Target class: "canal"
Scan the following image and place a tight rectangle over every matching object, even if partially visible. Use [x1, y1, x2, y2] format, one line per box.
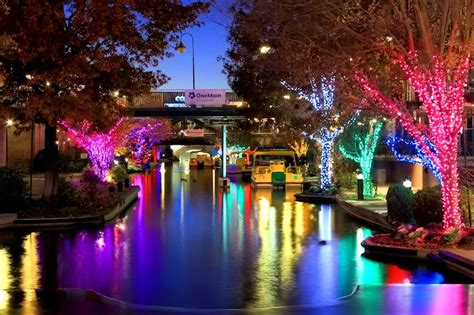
[0, 166, 464, 311]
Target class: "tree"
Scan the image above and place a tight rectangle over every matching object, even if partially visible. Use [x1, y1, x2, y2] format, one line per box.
[59, 118, 128, 180]
[285, 76, 358, 188]
[227, 0, 473, 228]
[354, 0, 473, 228]
[338, 117, 384, 198]
[0, 1, 208, 199]
[126, 119, 171, 169]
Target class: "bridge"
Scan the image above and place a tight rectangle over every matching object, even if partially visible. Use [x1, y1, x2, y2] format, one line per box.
[130, 92, 248, 186]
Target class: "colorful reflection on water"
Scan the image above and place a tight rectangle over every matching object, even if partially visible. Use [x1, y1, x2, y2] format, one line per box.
[0, 167, 467, 311]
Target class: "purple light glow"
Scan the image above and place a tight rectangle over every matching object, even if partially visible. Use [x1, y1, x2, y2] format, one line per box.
[59, 118, 125, 180]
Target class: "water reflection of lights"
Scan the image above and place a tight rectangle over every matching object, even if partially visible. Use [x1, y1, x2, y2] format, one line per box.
[0, 290, 7, 311]
[254, 196, 277, 307]
[0, 249, 10, 290]
[161, 163, 166, 210]
[20, 233, 40, 314]
[115, 220, 126, 231]
[319, 204, 332, 241]
[96, 232, 106, 249]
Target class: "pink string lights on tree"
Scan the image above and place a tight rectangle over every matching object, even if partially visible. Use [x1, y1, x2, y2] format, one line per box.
[356, 51, 470, 228]
[59, 118, 126, 181]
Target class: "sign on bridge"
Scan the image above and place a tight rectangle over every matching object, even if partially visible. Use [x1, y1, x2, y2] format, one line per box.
[184, 129, 205, 137]
[185, 89, 225, 107]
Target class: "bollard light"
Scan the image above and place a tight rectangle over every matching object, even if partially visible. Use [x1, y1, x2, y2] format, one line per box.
[403, 177, 412, 189]
[356, 170, 364, 200]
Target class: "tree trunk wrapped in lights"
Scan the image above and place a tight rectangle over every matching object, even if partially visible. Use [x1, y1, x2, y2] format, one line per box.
[357, 53, 470, 228]
[338, 119, 384, 198]
[59, 119, 127, 181]
[285, 77, 357, 188]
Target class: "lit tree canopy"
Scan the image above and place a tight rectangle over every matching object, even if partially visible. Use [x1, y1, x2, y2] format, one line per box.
[338, 118, 384, 198]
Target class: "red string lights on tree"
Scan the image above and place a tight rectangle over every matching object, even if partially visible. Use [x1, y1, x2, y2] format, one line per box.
[356, 51, 470, 228]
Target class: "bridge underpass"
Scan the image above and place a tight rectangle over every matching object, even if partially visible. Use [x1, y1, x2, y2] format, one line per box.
[133, 106, 246, 187]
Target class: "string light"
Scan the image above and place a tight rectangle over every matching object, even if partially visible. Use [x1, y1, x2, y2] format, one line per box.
[127, 122, 165, 168]
[59, 118, 125, 180]
[290, 77, 358, 188]
[283, 76, 336, 112]
[338, 119, 384, 198]
[386, 136, 442, 183]
[356, 50, 469, 228]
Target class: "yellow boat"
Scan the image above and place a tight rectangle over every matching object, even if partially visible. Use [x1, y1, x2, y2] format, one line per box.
[189, 151, 213, 169]
[226, 151, 252, 175]
[251, 150, 303, 188]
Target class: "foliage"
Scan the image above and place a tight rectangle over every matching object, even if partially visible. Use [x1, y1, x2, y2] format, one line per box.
[413, 186, 443, 227]
[338, 117, 384, 198]
[126, 119, 170, 168]
[371, 224, 467, 249]
[55, 176, 77, 207]
[110, 165, 129, 183]
[0, 1, 208, 129]
[0, 166, 26, 211]
[386, 184, 414, 224]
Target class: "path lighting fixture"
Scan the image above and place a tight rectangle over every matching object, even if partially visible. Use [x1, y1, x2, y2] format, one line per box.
[283, 95, 291, 100]
[403, 177, 412, 189]
[112, 90, 120, 97]
[45, 81, 51, 87]
[176, 33, 195, 89]
[259, 45, 271, 54]
[6, 119, 14, 127]
[357, 170, 364, 200]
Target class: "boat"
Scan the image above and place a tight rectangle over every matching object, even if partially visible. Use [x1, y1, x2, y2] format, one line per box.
[294, 192, 336, 203]
[294, 185, 337, 203]
[251, 150, 303, 188]
[226, 148, 253, 175]
[189, 151, 213, 169]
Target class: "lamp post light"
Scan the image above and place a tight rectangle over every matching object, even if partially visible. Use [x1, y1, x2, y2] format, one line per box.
[4, 119, 14, 166]
[176, 33, 195, 90]
[356, 170, 364, 200]
[403, 176, 412, 189]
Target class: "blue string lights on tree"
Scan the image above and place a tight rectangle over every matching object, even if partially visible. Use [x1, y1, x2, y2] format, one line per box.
[386, 135, 442, 184]
[286, 76, 358, 188]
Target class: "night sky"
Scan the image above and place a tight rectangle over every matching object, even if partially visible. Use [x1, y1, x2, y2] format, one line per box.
[154, 2, 231, 91]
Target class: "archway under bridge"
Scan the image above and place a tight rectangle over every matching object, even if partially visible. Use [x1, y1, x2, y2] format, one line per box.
[133, 106, 246, 187]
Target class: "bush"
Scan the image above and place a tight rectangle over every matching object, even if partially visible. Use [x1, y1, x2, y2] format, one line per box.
[56, 177, 77, 207]
[386, 184, 414, 224]
[76, 168, 115, 209]
[0, 167, 26, 211]
[110, 165, 129, 183]
[412, 186, 443, 227]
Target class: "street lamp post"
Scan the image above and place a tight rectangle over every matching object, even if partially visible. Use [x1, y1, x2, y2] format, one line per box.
[176, 33, 195, 90]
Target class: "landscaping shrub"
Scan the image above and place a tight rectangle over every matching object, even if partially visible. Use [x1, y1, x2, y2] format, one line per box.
[386, 184, 414, 224]
[56, 177, 77, 207]
[75, 168, 117, 210]
[0, 167, 26, 211]
[110, 165, 129, 183]
[412, 186, 443, 227]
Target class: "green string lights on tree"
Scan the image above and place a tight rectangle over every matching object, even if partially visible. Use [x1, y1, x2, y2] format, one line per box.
[338, 119, 384, 198]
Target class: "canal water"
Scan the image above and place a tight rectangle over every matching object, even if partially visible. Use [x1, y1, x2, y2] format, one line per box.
[0, 166, 459, 310]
